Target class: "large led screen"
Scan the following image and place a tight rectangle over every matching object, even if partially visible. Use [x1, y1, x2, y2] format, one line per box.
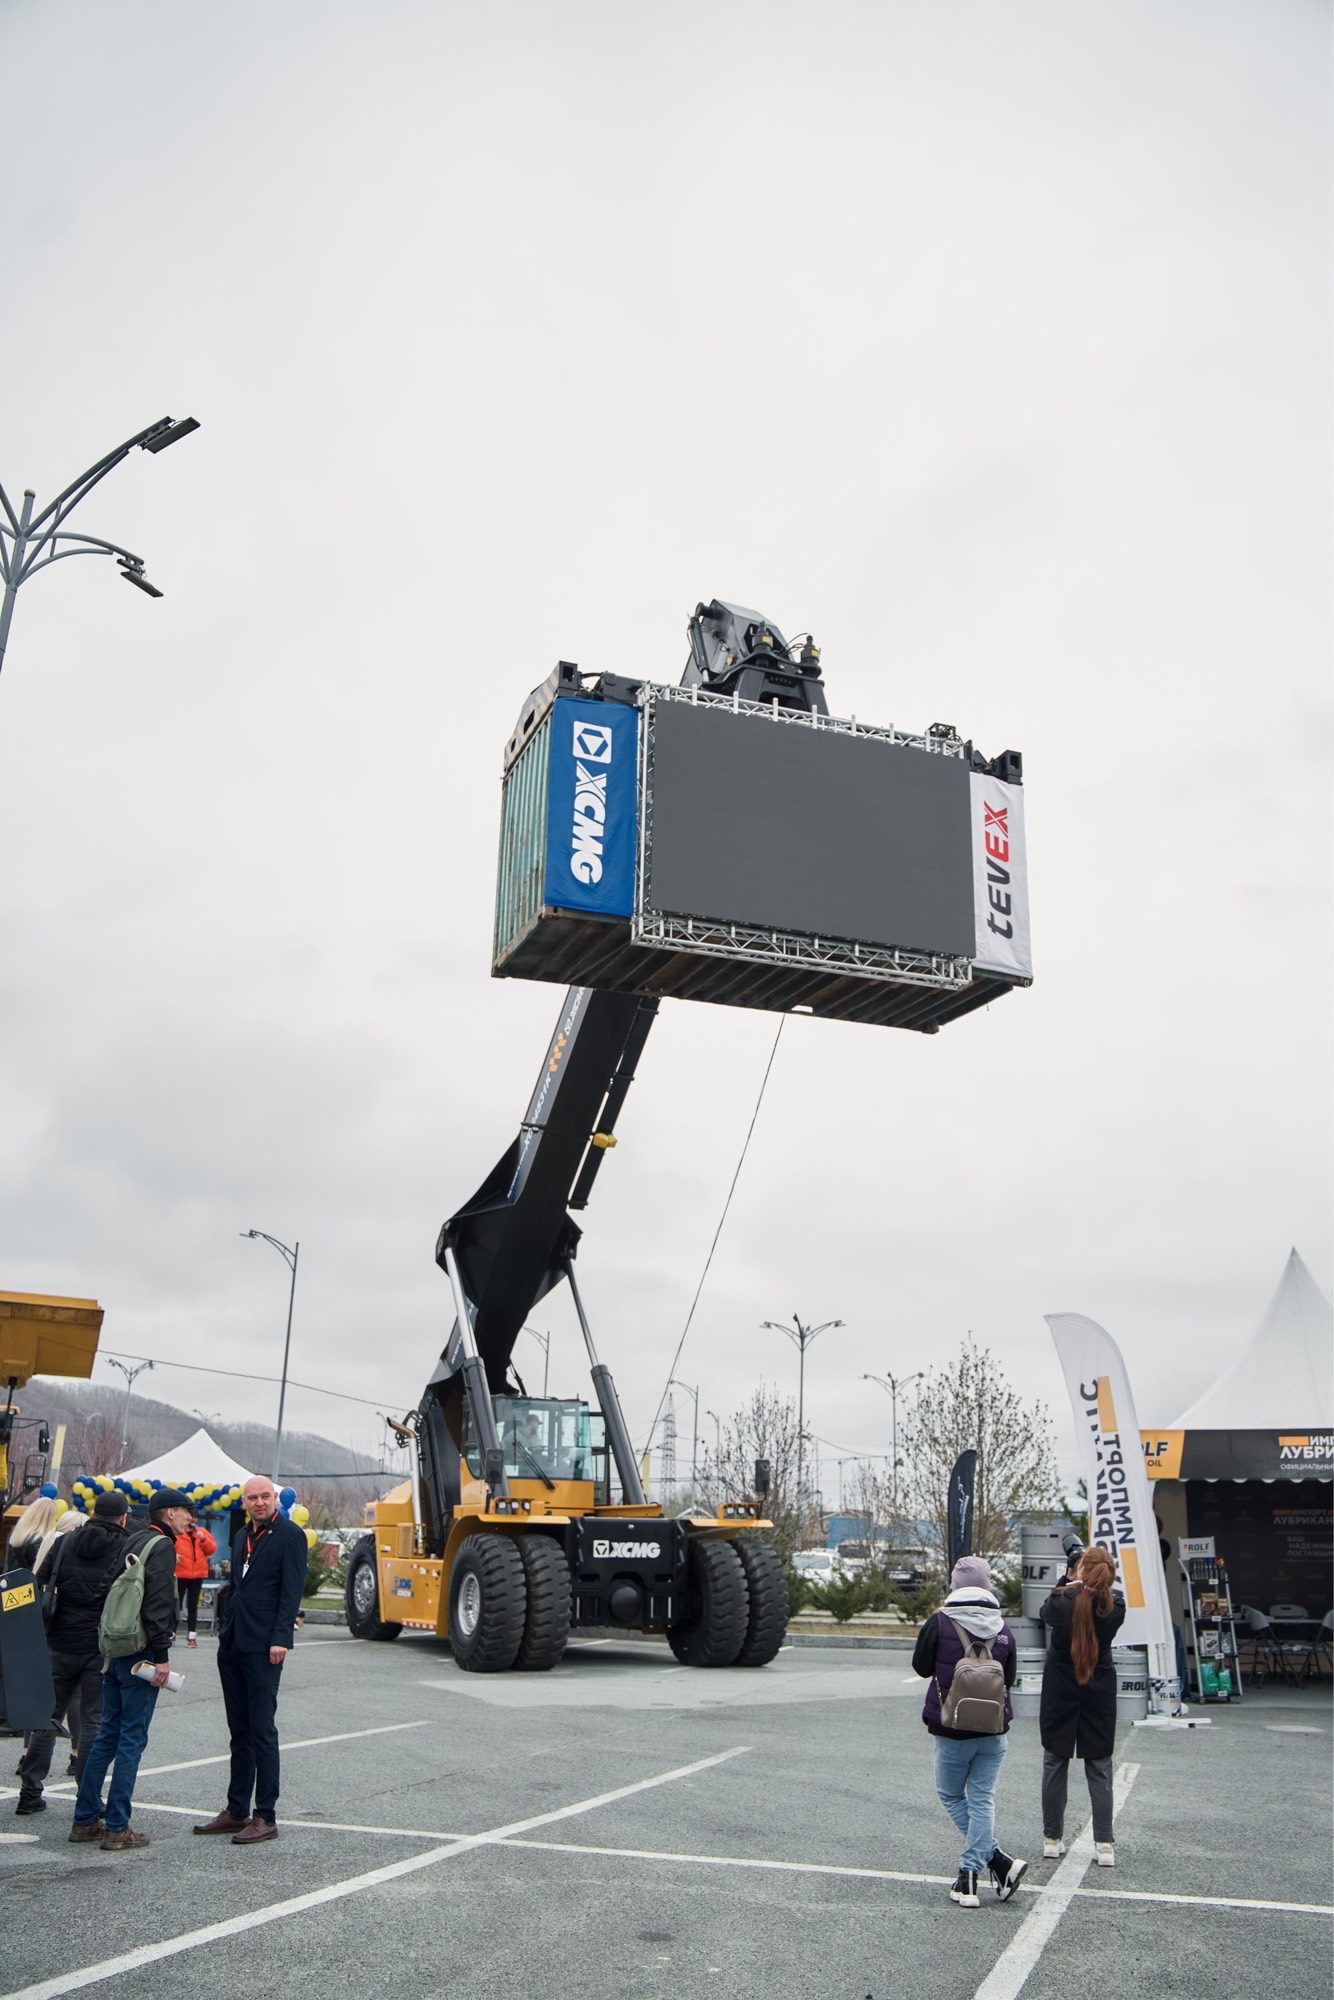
[644, 701, 975, 956]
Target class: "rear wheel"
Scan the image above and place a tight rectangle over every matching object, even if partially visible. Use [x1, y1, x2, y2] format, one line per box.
[345, 1536, 402, 1642]
[448, 1534, 526, 1672]
[514, 1535, 571, 1671]
[731, 1537, 788, 1667]
[666, 1537, 748, 1667]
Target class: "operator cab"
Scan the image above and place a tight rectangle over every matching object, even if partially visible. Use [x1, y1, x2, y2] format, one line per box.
[461, 1397, 611, 1505]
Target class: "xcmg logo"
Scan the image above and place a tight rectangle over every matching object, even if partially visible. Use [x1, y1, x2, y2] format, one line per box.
[592, 1538, 661, 1561]
[570, 719, 613, 886]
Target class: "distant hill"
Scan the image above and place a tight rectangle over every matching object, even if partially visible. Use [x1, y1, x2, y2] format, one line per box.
[17, 1380, 395, 1524]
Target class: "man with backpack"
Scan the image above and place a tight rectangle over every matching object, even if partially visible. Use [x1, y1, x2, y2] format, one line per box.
[14, 1489, 130, 1817]
[69, 1487, 191, 1852]
[913, 1555, 1028, 1909]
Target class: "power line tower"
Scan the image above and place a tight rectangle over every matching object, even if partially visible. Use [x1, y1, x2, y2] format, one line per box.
[661, 1395, 678, 1505]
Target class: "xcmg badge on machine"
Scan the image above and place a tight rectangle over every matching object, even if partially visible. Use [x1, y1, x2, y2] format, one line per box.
[542, 697, 639, 919]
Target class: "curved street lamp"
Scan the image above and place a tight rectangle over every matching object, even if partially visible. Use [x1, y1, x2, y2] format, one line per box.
[242, 1231, 299, 1482]
[0, 415, 200, 680]
[762, 1313, 844, 1501]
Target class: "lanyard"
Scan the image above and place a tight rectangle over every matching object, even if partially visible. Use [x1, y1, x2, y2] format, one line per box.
[242, 1520, 271, 1578]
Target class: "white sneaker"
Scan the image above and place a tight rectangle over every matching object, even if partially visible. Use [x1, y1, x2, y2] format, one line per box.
[1043, 1838, 1065, 1859]
[1094, 1843, 1115, 1867]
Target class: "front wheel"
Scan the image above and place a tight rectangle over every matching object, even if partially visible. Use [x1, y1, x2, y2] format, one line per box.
[448, 1535, 526, 1672]
[345, 1536, 402, 1642]
[666, 1537, 749, 1667]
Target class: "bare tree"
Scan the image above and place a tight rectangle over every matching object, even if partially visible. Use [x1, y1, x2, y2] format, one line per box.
[901, 1336, 1059, 1565]
[696, 1384, 811, 1559]
[62, 1412, 139, 1485]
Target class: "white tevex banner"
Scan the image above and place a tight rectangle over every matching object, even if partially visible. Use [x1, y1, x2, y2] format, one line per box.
[970, 774, 1031, 978]
[1046, 1313, 1176, 1669]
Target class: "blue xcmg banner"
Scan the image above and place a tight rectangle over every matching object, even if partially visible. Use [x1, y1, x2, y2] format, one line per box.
[543, 698, 639, 918]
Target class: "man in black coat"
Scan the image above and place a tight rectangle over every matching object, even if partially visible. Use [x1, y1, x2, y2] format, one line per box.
[193, 1475, 307, 1845]
[16, 1490, 130, 1816]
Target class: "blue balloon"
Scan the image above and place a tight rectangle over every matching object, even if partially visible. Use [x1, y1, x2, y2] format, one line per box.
[39, 1482, 58, 1498]
[279, 1487, 297, 1509]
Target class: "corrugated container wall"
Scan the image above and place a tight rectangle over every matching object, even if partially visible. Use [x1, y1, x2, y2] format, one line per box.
[494, 710, 551, 965]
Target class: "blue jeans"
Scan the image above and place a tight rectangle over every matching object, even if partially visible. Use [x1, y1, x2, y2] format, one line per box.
[73, 1655, 160, 1833]
[934, 1732, 1008, 1873]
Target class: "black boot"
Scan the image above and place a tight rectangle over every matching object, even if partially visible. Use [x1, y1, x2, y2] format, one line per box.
[989, 1846, 1028, 1901]
[949, 1868, 980, 1907]
[15, 1790, 46, 1817]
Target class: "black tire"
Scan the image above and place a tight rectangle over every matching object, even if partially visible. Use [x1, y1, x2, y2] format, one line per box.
[514, 1535, 572, 1671]
[731, 1537, 788, 1667]
[448, 1534, 526, 1672]
[666, 1537, 749, 1667]
[345, 1536, 402, 1642]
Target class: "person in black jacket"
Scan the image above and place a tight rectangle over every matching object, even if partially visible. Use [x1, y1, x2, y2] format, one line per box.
[193, 1476, 307, 1845]
[1039, 1543, 1126, 1865]
[15, 1493, 128, 1816]
[70, 1488, 189, 1852]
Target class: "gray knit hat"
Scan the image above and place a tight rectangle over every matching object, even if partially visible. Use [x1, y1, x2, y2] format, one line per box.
[950, 1555, 993, 1592]
[92, 1490, 129, 1519]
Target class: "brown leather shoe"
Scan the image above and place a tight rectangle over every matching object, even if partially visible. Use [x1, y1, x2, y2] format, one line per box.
[193, 1810, 251, 1836]
[68, 1821, 106, 1844]
[232, 1818, 279, 1844]
[100, 1827, 149, 1851]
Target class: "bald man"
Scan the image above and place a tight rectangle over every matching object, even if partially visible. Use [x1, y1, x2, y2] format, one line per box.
[193, 1476, 307, 1844]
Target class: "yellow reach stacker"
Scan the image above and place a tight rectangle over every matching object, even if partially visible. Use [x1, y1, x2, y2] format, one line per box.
[348, 600, 1031, 1671]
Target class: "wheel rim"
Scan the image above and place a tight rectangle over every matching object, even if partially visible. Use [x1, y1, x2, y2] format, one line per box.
[456, 1569, 482, 1637]
[352, 1563, 377, 1618]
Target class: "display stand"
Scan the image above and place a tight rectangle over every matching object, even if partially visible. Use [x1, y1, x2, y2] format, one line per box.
[1178, 1535, 1243, 1701]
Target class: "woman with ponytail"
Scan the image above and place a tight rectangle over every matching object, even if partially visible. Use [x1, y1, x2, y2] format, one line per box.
[1038, 1543, 1125, 1866]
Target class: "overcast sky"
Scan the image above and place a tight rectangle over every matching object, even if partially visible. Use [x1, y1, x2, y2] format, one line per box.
[1, 1, 1329, 1498]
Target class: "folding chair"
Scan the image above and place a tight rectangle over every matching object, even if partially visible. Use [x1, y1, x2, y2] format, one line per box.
[1301, 1611, 1333, 1682]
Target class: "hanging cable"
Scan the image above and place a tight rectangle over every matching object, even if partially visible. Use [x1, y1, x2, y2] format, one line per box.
[640, 1016, 785, 1455]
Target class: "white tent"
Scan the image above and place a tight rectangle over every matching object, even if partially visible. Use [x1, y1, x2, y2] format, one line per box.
[119, 1426, 255, 1488]
[1169, 1248, 1333, 1431]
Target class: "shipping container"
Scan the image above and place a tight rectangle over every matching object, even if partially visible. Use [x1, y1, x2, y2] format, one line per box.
[493, 668, 1030, 1033]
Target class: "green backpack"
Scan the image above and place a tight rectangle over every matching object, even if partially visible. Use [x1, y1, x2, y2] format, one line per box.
[98, 1532, 173, 1660]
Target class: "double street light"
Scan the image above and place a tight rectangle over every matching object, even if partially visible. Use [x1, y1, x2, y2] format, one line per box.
[242, 1231, 299, 1483]
[863, 1369, 924, 1514]
[0, 414, 200, 681]
[762, 1313, 844, 1501]
[669, 1379, 700, 1492]
[105, 1356, 154, 1457]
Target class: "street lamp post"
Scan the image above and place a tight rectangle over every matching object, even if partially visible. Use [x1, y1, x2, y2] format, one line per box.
[762, 1313, 844, 1502]
[526, 1327, 551, 1398]
[705, 1408, 722, 1461]
[863, 1369, 924, 1521]
[0, 416, 200, 680]
[669, 1380, 700, 1493]
[242, 1231, 299, 1483]
[105, 1357, 154, 1456]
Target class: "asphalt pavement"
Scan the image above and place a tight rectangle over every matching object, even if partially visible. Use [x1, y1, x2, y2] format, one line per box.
[2, 1632, 1330, 2000]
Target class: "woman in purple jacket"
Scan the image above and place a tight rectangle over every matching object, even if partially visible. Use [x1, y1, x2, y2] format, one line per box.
[913, 1556, 1028, 1909]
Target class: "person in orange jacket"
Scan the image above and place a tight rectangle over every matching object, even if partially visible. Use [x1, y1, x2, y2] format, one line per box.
[175, 1508, 218, 1648]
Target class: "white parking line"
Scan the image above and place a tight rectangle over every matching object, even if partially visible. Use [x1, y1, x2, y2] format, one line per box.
[493, 1832, 1332, 1917]
[2, 1747, 751, 2000]
[131, 1719, 434, 1780]
[972, 1761, 1141, 2000]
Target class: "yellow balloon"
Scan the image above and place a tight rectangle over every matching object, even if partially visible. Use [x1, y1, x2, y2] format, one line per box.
[54, 1499, 68, 1518]
[304, 1527, 317, 1549]
[291, 1504, 309, 1527]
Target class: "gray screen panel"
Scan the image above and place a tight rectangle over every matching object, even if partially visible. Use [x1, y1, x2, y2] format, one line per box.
[645, 702, 975, 956]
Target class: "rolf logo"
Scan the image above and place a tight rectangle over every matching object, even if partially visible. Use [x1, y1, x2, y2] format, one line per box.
[593, 1538, 661, 1561]
[983, 800, 1013, 941]
[570, 719, 615, 887]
